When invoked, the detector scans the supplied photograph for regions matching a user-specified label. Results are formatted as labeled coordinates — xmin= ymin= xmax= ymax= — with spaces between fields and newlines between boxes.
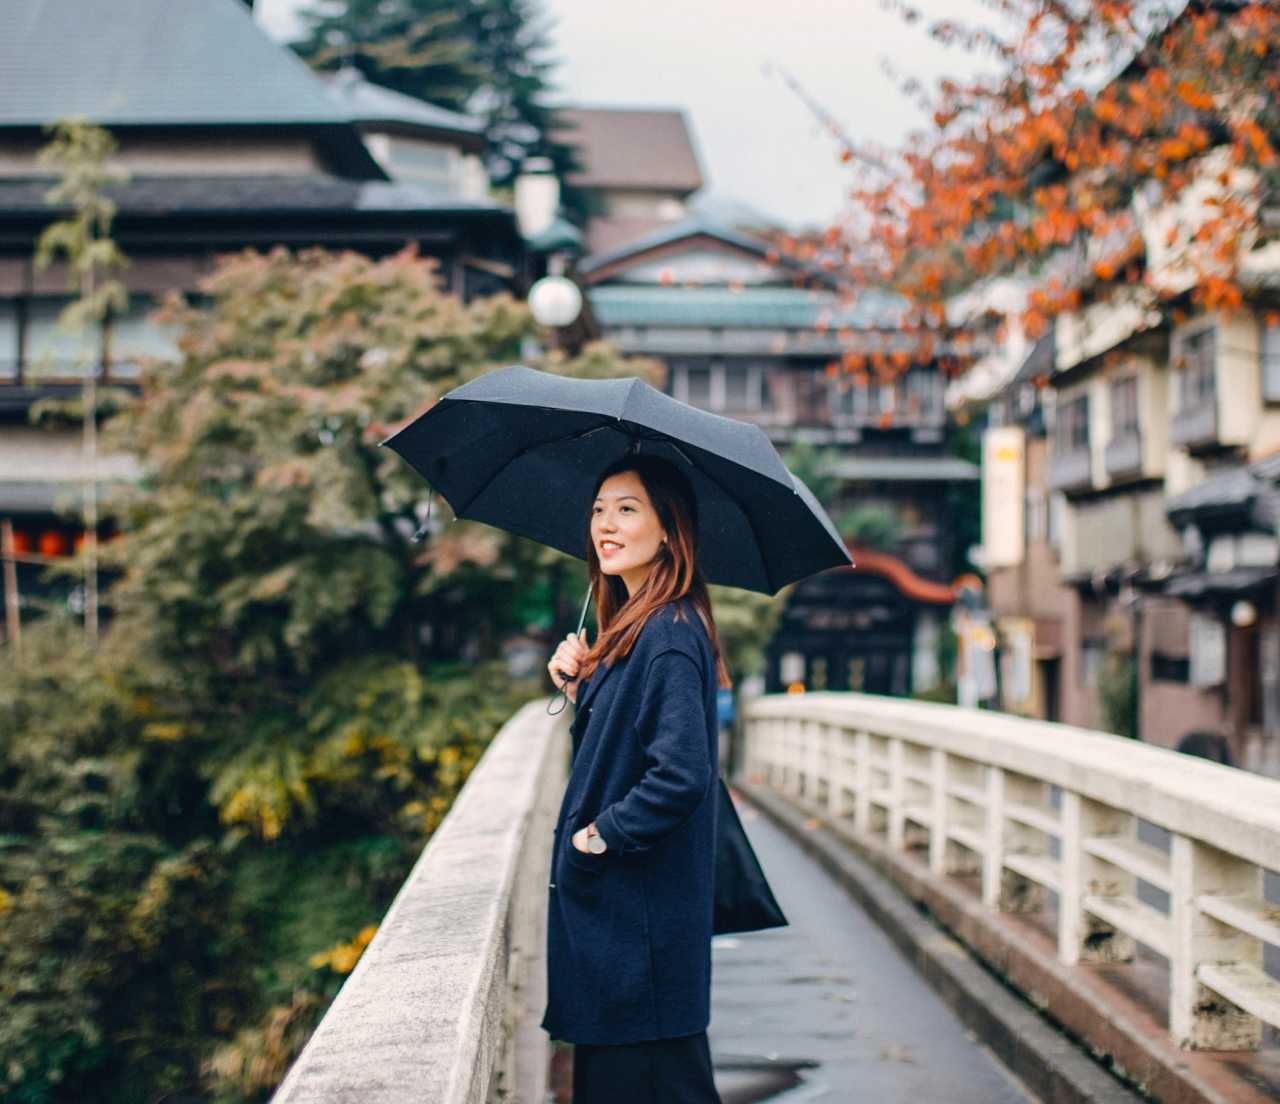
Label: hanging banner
xmin=982 ymin=426 xmax=1025 ymax=568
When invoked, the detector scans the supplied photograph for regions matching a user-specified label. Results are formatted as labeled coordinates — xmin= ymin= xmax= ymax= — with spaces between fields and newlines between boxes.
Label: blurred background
xmin=0 ymin=1 xmax=1276 ymax=1100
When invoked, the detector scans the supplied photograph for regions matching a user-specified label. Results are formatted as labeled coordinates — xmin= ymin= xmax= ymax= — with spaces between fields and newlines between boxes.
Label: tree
xmin=291 ymin=0 xmax=582 ymax=188
xmin=31 ymin=119 xmax=131 ymax=643
xmin=0 ymin=244 xmax=648 ymax=1102
xmin=784 ymin=0 xmax=1279 ymax=373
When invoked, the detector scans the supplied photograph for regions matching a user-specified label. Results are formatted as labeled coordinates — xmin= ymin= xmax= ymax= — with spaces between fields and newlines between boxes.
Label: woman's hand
xmin=571 ymin=823 xmax=601 ymax=853
xmin=548 ymin=629 xmax=589 ymax=703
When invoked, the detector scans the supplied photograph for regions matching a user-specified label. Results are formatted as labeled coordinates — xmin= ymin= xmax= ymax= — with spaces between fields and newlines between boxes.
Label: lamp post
xmin=527 ymin=272 xmax=583 ymax=331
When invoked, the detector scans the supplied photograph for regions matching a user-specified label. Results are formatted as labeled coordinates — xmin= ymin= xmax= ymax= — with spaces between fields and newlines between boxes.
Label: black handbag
xmin=713 ymin=776 xmax=788 ymax=935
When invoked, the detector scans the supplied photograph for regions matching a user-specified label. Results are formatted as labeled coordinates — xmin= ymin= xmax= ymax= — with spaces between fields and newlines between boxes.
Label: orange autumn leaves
xmin=786 ymin=1 xmax=1279 ymax=370
xmin=310 ymin=924 xmax=379 ymax=975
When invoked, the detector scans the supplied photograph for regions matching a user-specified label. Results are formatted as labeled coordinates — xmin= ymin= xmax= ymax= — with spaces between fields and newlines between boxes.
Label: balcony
xmin=1170 ymin=397 xmax=1219 ymax=452
xmin=1103 ymin=430 xmax=1143 ymax=481
xmin=1048 ymin=447 xmax=1092 ymax=493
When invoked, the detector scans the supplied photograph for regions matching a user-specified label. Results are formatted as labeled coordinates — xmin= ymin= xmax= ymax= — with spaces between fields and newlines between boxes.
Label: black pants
xmin=572 ymin=1029 xmax=721 ymax=1104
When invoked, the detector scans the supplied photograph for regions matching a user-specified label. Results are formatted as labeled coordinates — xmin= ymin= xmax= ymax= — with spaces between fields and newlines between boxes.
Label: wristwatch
xmin=586 ymin=822 xmax=607 ymax=854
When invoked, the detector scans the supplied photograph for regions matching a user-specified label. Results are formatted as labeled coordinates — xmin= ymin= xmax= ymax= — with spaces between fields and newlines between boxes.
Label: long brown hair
xmin=578 ymin=455 xmax=731 ymax=689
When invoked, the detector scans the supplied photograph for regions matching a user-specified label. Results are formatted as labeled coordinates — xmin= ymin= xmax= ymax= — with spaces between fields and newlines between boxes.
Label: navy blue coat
xmin=540 ymin=596 xmax=720 ymax=1045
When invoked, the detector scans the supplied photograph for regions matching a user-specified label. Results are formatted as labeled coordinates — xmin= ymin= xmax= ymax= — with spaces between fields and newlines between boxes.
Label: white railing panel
xmin=744 ymin=691 xmax=1280 ymax=1052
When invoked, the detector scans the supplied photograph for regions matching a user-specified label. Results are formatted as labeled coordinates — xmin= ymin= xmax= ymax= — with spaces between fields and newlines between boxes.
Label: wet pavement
xmin=707 ymin=791 xmax=1038 ymax=1103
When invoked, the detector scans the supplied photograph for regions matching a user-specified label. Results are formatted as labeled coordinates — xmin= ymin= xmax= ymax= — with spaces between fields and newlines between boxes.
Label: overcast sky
xmin=256 ymin=0 xmax=989 ymax=231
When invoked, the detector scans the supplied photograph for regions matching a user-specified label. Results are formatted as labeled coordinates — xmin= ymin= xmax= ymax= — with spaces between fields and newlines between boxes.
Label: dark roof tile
xmin=0 ymin=0 xmax=345 ymax=128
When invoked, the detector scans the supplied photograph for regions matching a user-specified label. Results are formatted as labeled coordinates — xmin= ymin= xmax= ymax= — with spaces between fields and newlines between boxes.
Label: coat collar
xmin=576 ymin=653 xmax=623 ymax=714
xmin=575 ymin=599 xmax=691 ymax=715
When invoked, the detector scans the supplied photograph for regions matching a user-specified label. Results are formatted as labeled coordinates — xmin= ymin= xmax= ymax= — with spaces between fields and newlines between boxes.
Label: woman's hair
xmin=578 ymin=454 xmax=731 ymax=689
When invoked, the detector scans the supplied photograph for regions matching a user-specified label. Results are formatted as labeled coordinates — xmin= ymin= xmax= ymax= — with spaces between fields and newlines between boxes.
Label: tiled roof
xmin=0 ymin=0 xmax=346 ymax=128
xmin=1165 ymin=467 xmax=1258 ymax=517
xmin=0 ymin=175 xmax=508 ymax=216
xmin=588 ymin=284 xmax=907 ymax=330
xmin=579 ymin=216 xmax=840 ymax=289
xmin=552 ymin=107 xmax=703 ymax=192
xmin=322 ymin=68 xmax=485 ymax=138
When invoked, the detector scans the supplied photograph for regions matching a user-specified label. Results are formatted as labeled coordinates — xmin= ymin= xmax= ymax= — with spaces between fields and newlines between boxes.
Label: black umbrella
xmin=382 ymin=364 xmax=852 ymax=606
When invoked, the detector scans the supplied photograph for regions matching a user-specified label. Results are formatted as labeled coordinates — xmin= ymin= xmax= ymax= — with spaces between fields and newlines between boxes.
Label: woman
xmin=542 ymin=453 xmax=730 ymax=1104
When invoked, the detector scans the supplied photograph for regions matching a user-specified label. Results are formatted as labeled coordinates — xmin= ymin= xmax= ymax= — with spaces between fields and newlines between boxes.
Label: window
xmin=107 ymin=296 xmax=182 ymax=378
xmin=1047 ymin=491 xmax=1065 ymax=549
xmin=830 ymin=378 xmax=870 ymax=419
xmin=1189 ymin=612 xmax=1226 ymax=687
xmin=25 ymin=297 xmax=101 ymax=379
xmin=684 ymin=362 xmax=711 ymax=407
xmin=1263 ymin=318 xmax=1280 ymax=402
xmin=1110 ymin=376 xmax=1139 ymax=438
xmin=1053 ymin=393 xmax=1089 ymax=455
xmin=1150 ymin=651 xmax=1191 ymax=683
xmin=382 ymin=138 xmax=460 ymax=197
xmin=676 ymin=359 xmax=763 ymax=412
xmin=722 ymin=362 xmax=763 ymax=412
xmin=0 ymin=300 xmax=16 ymax=380
xmin=1080 ymin=638 xmax=1105 ymax=688
xmin=906 ymin=369 xmax=942 ymax=419
xmin=1177 ymin=325 xmax=1216 ymax=410
xmin=1025 ymin=487 xmax=1047 ymax=544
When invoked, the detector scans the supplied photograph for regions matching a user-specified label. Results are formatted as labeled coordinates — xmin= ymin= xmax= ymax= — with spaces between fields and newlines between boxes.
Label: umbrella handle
xmin=547 ymin=584 xmax=592 ymax=715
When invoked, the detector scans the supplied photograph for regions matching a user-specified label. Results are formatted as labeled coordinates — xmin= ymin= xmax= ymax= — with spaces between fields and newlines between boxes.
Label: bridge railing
xmin=743 ymin=692 xmax=1280 ymax=1051
xmin=271 ymin=698 xmax=568 ymax=1104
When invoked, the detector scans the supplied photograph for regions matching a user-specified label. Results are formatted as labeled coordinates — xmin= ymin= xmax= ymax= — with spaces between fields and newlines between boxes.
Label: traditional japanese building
xmin=0 ymin=0 xmax=534 ymax=626
xmin=576 ymin=214 xmax=976 ymax=696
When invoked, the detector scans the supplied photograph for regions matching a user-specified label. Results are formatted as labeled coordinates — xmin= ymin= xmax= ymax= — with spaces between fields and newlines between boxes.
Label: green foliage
xmin=912 ymin=680 xmax=957 ymax=704
xmin=291 ymin=0 xmax=582 ymax=189
xmin=833 ymin=503 xmax=899 ymax=551
xmin=708 ymin=585 xmax=783 ymax=682
xmin=1 ymin=244 xmax=644 ymax=1102
xmin=781 ymin=440 xmax=842 ymax=506
xmin=32 ymin=119 xmax=129 ymax=329
xmin=1098 ymin=649 xmax=1138 ymax=740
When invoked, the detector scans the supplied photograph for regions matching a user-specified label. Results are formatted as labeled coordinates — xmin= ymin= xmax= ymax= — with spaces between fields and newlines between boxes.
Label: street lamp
xmin=1231 ymin=599 xmax=1258 ymax=628
xmin=527 ymin=274 xmax=583 ymax=329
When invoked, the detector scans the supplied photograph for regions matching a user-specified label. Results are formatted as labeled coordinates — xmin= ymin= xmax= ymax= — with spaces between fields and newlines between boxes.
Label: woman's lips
xmin=599 ymin=542 xmax=624 ymax=558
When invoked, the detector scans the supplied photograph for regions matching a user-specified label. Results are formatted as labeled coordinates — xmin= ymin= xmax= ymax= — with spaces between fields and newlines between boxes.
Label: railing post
xmin=788 ymin=717 xmax=804 ymax=798
xmin=887 ymin=738 xmax=906 ymax=850
xmin=981 ymin=765 xmax=1005 ymax=909
xmin=1170 ymin=836 xmax=1264 ymax=1049
xmin=1059 ymin=793 xmax=1135 ymax=965
xmin=807 ymin=719 xmax=823 ymax=804
xmin=829 ymin=725 xmax=851 ymax=818
xmin=929 ymin=748 xmax=949 ymax=876
xmin=854 ymin=729 xmax=873 ymax=834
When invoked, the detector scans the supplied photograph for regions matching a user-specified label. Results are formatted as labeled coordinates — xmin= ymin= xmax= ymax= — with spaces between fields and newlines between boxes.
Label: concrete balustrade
xmin=744 ymin=692 xmax=1280 ymax=1053
xmin=271 ymin=699 xmax=568 ymax=1104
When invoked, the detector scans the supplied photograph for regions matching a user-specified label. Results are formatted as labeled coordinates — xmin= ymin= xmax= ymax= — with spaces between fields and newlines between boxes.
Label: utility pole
xmin=1 ymin=519 xmax=19 ymax=658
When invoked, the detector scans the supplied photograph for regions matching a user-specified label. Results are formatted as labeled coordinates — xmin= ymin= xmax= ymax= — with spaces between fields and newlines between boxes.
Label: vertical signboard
xmin=982 ymin=426 xmax=1026 ymax=567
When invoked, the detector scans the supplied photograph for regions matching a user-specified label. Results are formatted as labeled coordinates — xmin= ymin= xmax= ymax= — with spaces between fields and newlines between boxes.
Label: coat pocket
xmin=562 ymin=812 xmax=605 ymax=874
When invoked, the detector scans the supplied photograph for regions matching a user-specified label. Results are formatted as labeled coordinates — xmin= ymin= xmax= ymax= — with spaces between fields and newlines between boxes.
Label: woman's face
xmin=591 ymin=470 xmax=667 ymax=594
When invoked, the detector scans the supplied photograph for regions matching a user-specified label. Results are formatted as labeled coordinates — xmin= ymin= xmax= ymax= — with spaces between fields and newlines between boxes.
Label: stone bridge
xmin=266 ymin=693 xmax=1280 ymax=1103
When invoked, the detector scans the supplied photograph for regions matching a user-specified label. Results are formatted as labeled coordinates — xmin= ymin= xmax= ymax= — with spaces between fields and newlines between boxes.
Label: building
xmin=981 ymin=332 xmax=1073 ymax=722
xmin=0 ymin=0 xmax=535 ymax=630
xmin=551 ymin=107 xmax=705 ymax=257
xmin=551 ymin=103 xmax=978 ymax=698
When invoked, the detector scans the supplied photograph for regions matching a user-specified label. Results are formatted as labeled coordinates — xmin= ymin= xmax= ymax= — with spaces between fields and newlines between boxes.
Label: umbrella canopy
xmin=382 ymin=364 xmax=852 ymax=596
